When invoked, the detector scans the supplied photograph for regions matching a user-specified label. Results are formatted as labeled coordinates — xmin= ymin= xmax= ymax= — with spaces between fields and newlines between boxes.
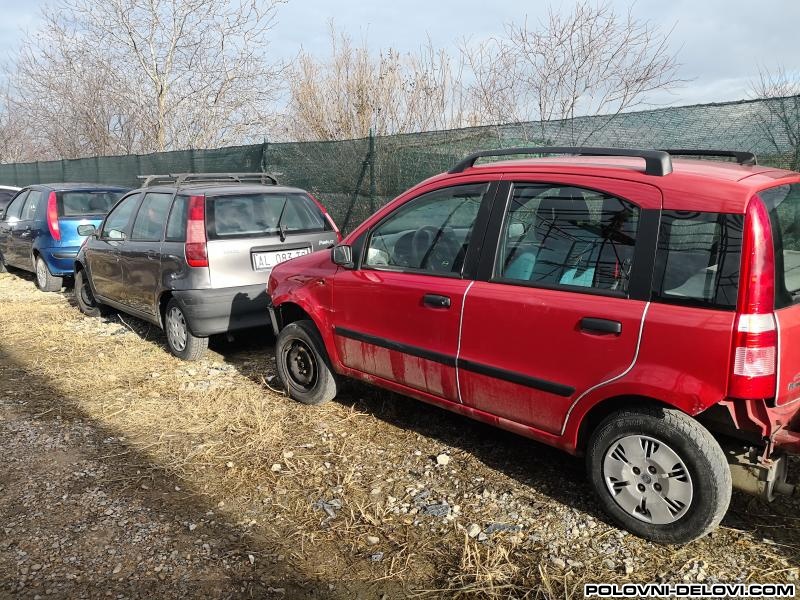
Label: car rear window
xmin=59 ymin=191 xmax=125 ymax=217
xmin=652 ymin=211 xmax=743 ymax=309
xmin=759 ymin=183 xmax=800 ymax=308
xmin=206 ymin=193 xmax=329 ymax=240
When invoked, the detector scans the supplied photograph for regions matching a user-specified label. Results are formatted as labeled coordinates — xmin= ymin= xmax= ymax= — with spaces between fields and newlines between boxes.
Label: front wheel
xmin=586 ymin=406 xmax=731 ymax=544
xmin=164 ymin=298 xmax=208 ymax=361
xmin=275 ymin=320 xmax=338 ymax=405
xmin=35 ymin=256 xmax=63 ymax=292
xmin=74 ymin=268 xmax=109 ymax=317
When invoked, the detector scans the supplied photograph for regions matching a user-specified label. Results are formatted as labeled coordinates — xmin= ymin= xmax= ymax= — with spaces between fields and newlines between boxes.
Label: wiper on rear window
xmin=276 ymin=198 xmax=288 ymax=242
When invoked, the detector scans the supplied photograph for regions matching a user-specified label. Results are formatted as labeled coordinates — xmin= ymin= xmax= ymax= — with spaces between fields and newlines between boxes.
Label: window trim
xmin=3 ymin=190 xmax=29 ymax=221
xmin=20 ymin=189 xmax=43 ymax=221
xmin=479 ymin=181 xmax=650 ymax=299
xmin=359 ymin=181 xmax=498 ymax=279
xmin=164 ymin=194 xmax=188 ymax=243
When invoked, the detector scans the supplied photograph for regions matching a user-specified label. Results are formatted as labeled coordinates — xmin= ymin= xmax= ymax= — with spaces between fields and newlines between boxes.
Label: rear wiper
xmin=276 ymin=198 xmax=288 ymax=242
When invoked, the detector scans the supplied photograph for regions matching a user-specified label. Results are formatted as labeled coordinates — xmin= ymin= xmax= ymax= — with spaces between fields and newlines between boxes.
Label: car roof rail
xmin=660 ymin=149 xmax=757 ymax=166
xmin=137 ymin=172 xmax=278 ymax=188
xmin=449 ymin=147 xmax=673 ymax=177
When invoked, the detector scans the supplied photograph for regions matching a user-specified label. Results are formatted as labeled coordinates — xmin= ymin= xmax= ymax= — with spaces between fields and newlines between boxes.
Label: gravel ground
xmin=0 ymin=269 xmax=799 ymax=599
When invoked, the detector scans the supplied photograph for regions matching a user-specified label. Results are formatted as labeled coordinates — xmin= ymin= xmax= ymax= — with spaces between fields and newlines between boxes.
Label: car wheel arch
xmin=273 ymin=300 xmax=338 ymax=364
xmin=158 ymin=291 xmax=174 ymax=328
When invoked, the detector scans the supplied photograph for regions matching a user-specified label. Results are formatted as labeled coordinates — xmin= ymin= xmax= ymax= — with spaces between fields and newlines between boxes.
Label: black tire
xmin=586 ymin=405 xmax=731 ymax=545
xmin=0 ymin=253 xmax=7 ymax=273
xmin=163 ymin=298 xmax=208 ymax=361
xmin=275 ymin=319 xmax=337 ymax=405
xmin=35 ymin=256 xmax=63 ymax=292
xmin=74 ymin=268 xmax=109 ymax=318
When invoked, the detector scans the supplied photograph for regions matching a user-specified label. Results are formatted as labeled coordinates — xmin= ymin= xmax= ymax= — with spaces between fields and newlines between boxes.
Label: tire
xmin=164 ymin=298 xmax=208 ymax=361
xmin=275 ymin=319 xmax=338 ymax=405
xmin=74 ymin=268 xmax=109 ymax=318
xmin=0 ymin=254 xmax=6 ymax=273
xmin=35 ymin=256 xmax=63 ymax=292
xmin=586 ymin=405 xmax=731 ymax=545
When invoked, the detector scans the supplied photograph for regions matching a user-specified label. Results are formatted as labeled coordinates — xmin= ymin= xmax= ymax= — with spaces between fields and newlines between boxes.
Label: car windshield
xmin=207 ymin=193 xmax=329 ymax=239
xmin=60 ymin=191 xmax=125 ymax=217
xmin=759 ymin=183 xmax=800 ymax=302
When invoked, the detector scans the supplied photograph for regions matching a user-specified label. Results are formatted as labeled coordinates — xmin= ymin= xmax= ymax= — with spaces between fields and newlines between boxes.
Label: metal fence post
xmin=369 ymin=128 xmax=376 ymax=213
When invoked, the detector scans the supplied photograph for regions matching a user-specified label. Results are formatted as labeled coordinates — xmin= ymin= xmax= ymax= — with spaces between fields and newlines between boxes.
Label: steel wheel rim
xmin=166 ymin=306 xmax=188 ymax=352
xmin=36 ymin=259 xmax=48 ymax=288
xmin=284 ymin=339 xmax=318 ymax=390
xmin=602 ymin=434 xmax=694 ymax=525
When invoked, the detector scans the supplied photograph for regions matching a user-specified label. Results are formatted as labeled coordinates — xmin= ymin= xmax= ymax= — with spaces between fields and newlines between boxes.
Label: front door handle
xmin=423 ymin=293 xmax=451 ymax=309
xmin=580 ymin=317 xmax=622 ymax=335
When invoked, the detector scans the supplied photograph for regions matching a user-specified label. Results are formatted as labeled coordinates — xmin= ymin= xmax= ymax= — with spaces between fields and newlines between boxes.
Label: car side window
xmin=101 ymin=193 xmax=141 ymax=240
xmin=4 ymin=191 xmax=28 ymax=220
xmin=131 ymin=192 xmax=173 ymax=242
xmin=21 ymin=190 xmax=43 ymax=221
xmin=496 ymin=184 xmax=640 ymax=293
xmin=364 ymin=183 xmax=489 ymax=276
xmin=165 ymin=195 xmax=188 ymax=242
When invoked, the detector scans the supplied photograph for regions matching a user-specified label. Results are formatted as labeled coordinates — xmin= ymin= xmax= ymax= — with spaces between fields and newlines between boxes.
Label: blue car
xmin=0 ymin=183 xmax=127 ymax=291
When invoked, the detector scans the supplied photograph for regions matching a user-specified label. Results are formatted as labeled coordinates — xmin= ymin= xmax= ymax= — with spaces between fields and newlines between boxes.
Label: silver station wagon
xmin=74 ymin=173 xmax=341 ymax=360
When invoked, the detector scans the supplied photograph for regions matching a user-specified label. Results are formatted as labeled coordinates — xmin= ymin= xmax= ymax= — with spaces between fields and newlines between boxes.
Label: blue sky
xmin=2 ymin=0 xmax=799 ymax=107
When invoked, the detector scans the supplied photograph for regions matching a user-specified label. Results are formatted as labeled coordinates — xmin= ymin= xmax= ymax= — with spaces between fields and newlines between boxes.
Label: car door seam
xmin=455 ymin=280 xmax=476 ymax=404
xmin=559 ymin=300 xmax=651 ymax=436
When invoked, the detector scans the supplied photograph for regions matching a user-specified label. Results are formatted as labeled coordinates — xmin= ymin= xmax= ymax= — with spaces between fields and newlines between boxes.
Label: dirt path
xmin=0 ymin=270 xmax=798 ymax=599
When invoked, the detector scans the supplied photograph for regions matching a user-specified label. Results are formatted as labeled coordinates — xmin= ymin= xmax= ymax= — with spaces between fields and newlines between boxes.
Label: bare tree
xmin=282 ymin=25 xmax=476 ymax=141
xmin=750 ymin=66 xmax=800 ymax=170
xmin=465 ymin=1 xmax=682 ymax=144
xmin=4 ymin=0 xmax=284 ymax=160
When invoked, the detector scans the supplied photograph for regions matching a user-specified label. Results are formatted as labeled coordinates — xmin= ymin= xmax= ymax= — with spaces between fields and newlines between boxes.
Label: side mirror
xmin=107 ymin=229 xmax=126 ymax=241
xmin=331 ymin=244 xmax=353 ymax=268
xmin=77 ymin=224 xmax=96 ymax=237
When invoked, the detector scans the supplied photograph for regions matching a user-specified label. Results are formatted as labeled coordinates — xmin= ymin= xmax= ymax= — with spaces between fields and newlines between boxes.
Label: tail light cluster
xmin=185 ymin=194 xmax=208 ymax=268
xmin=729 ymin=195 xmax=777 ymax=400
xmin=46 ymin=192 xmax=60 ymax=241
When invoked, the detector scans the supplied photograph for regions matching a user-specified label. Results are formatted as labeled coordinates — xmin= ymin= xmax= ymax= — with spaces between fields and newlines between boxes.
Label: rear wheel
xmin=275 ymin=320 xmax=337 ymax=405
xmin=35 ymin=256 xmax=63 ymax=292
xmin=586 ymin=405 xmax=731 ymax=544
xmin=74 ymin=268 xmax=108 ymax=317
xmin=164 ymin=298 xmax=208 ymax=361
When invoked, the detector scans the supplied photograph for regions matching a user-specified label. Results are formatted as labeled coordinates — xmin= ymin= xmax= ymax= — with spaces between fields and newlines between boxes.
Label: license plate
xmin=252 ymin=247 xmax=311 ymax=270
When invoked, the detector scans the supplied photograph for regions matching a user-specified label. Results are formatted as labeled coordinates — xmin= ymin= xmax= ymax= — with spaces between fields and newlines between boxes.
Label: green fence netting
xmin=1 ymin=96 xmax=798 ymax=233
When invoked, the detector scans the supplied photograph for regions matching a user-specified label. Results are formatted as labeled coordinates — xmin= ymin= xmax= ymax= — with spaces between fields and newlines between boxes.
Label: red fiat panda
xmin=267 ymin=147 xmax=800 ymax=544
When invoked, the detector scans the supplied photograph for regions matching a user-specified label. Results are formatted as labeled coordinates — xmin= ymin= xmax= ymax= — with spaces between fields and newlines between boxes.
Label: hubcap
xmin=166 ymin=306 xmax=188 ymax=352
xmin=36 ymin=260 xmax=48 ymax=287
xmin=284 ymin=340 xmax=318 ymax=390
xmin=602 ymin=435 xmax=693 ymax=525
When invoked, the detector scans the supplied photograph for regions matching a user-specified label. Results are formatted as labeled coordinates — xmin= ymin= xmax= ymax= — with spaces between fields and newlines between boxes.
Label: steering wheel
xmin=412 ymin=226 xmax=460 ymax=272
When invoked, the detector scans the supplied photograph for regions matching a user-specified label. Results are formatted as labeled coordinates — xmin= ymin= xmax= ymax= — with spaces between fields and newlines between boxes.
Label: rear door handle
xmin=580 ymin=317 xmax=622 ymax=335
xmin=423 ymin=293 xmax=451 ymax=309
xmin=145 ymin=250 xmax=160 ymax=261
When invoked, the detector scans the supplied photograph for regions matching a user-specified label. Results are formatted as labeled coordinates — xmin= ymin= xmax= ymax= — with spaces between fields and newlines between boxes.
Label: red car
xmin=267 ymin=147 xmax=800 ymax=544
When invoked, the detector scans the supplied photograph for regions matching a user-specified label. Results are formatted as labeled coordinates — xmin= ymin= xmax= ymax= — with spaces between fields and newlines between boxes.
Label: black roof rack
xmin=660 ymin=149 xmax=757 ymax=166
xmin=138 ymin=172 xmax=278 ymax=188
xmin=449 ymin=146 xmax=673 ymax=177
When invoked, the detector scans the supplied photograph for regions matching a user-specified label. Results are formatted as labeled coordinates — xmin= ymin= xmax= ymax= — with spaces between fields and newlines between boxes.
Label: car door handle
xmin=20 ymin=227 xmax=31 ymax=238
xmin=422 ymin=293 xmax=451 ymax=309
xmin=145 ymin=250 xmax=160 ymax=261
xmin=580 ymin=317 xmax=622 ymax=335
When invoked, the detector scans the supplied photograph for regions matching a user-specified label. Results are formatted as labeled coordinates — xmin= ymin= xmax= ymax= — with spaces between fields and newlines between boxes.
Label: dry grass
xmin=1 ymin=271 xmax=799 ymax=598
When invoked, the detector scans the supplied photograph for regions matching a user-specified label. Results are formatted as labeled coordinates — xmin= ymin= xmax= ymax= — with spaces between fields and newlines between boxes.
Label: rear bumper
xmin=171 ymin=284 xmax=270 ymax=337
xmin=40 ymin=247 xmax=80 ymax=276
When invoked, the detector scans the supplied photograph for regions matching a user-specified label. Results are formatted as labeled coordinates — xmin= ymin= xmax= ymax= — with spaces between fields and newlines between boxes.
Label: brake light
xmin=185 ymin=195 xmax=208 ymax=267
xmin=46 ymin=192 xmax=60 ymax=241
xmin=729 ymin=195 xmax=776 ymax=399
xmin=307 ymin=193 xmax=342 ymax=241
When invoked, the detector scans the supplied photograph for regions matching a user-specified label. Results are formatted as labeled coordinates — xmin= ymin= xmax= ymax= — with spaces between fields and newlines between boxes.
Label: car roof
xmin=421 ymin=156 xmax=800 ymax=213
xmin=29 ymin=183 xmax=129 ymax=192
xmin=136 ymin=183 xmax=309 ymax=196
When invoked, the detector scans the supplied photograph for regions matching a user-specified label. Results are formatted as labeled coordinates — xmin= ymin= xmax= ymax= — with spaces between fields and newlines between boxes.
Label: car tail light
xmin=729 ymin=195 xmax=776 ymax=399
xmin=185 ymin=194 xmax=208 ymax=268
xmin=307 ymin=193 xmax=342 ymax=242
xmin=46 ymin=191 xmax=60 ymax=241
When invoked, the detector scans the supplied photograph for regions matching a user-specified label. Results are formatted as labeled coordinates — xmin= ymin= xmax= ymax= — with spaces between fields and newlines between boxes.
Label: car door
xmin=458 ymin=177 xmax=661 ymax=435
xmin=119 ymin=191 xmax=173 ymax=315
xmin=332 ymin=180 xmax=497 ymax=401
xmin=12 ymin=189 xmax=43 ymax=269
xmin=0 ymin=190 xmax=28 ymax=267
xmin=86 ymin=193 xmax=141 ymax=302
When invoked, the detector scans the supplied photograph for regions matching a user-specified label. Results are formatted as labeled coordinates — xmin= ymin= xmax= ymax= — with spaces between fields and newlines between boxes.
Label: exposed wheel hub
xmin=285 ymin=340 xmax=318 ymax=390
